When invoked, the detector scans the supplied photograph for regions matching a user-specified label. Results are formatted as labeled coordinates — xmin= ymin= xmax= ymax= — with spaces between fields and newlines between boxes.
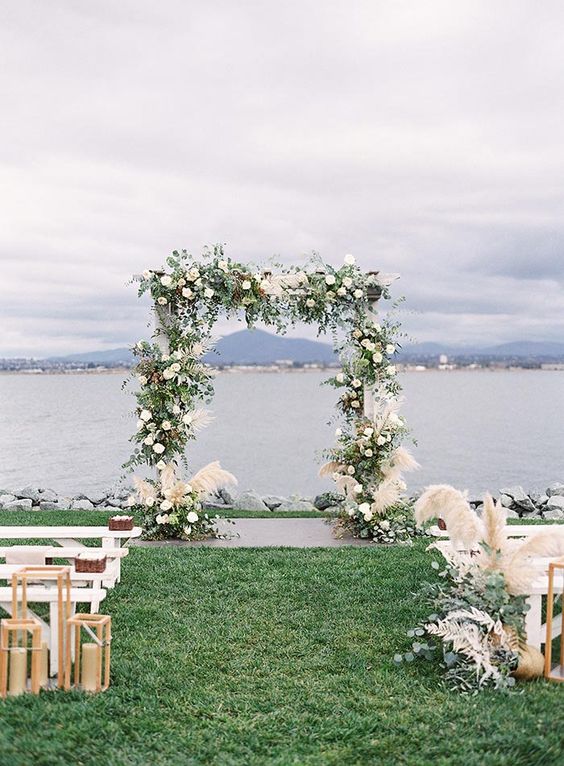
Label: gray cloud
xmin=1 ymin=0 xmax=564 ymax=355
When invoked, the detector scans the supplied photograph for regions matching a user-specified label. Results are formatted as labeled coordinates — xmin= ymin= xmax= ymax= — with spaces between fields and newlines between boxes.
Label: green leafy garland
xmin=128 ymin=245 xmax=411 ymax=522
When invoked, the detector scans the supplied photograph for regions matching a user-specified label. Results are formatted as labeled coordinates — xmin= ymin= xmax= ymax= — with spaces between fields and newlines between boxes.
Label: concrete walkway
xmin=131 ymin=517 xmax=372 ymax=548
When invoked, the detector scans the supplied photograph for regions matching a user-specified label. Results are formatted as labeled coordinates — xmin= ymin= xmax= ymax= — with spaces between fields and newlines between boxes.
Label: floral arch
xmin=128 ymin=245 xmax=418 ymax=539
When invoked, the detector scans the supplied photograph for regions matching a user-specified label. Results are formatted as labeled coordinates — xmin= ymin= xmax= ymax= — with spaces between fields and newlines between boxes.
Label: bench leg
xmin=525 ymin=595 xmax=543 ymax=649
xmin=102 ymin=537 xmax=121 ymax=586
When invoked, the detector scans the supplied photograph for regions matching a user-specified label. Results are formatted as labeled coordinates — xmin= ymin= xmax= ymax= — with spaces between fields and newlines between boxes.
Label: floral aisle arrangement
xmin=127 ymin=245 xmax=413 ymax=524
xmin=130 ymin=462 xmax=237 ymax=540
xmin=395 ymin=485 xmax=564 ymax=693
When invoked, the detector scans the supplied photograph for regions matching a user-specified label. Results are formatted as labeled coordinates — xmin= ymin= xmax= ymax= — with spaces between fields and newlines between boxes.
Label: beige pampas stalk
xmin=414 ymin=484 xmax=482 ymax=549
xmin=189 ymin=461 xmax=238 ymax=496
xmin=370 ymin=481 xmax=402 ymax=515
xmin=334 ymin=475 xmax=361 ymax=499
xmin=477 ymin=494 xmax=507 ymax=569
xmin=159 ymin=464 xmax=177 ymax=494
xmin=133 ymin=476 xmax=155 ymax=504
xmin=318 ymin=461 xmax=346 ymax=478
xmin=501 ymin=532 xmax=564 ymax=595
xmin=390 ymin=447 xmax=420 ymax=473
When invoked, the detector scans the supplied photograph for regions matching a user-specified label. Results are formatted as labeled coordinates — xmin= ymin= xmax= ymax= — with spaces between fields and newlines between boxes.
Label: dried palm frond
xmin=334 ymin=475 xmax=360 ymax=499
xmin=189 ymin=461 xmax=238 ymax=496
xmin=370 ymin=481 xmax=402 ymax=515
xmin=319 ymin=461 xmax=346 ymax=478
xmin=133 ymin=476 xmax=155 ymax=504
xmin=372 ymin=396 xmax=403 ymax=433
xmin=183 ymin=408 xmax=215 ymax=433
xmin=191 ymin=337 xmax=215 ymax=358
xmin=414 ymin=484 xmax=482 ymax=549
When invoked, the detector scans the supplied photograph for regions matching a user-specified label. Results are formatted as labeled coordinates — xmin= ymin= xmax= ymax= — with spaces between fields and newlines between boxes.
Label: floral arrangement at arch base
xmin=394 ymin=485 xmax=564 ymax=693
xmin=129 ymin=461 xmax=237 ymax=540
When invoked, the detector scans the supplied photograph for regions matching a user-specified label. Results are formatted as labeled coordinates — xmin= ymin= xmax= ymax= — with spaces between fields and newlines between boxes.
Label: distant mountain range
xmin=44 ymin=331 xmax=564 ymax=365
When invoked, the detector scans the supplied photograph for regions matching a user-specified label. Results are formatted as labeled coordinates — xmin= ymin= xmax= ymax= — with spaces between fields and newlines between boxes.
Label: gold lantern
xmin=0 ymin=617 xmax=43 ymax=697
xmin=65 ymin=614 xmax=111 ymax=693
xmin=11 ymin=565 xmax=71 ymax=688
xmin=545 ymin=561 xmax=564 ymax=682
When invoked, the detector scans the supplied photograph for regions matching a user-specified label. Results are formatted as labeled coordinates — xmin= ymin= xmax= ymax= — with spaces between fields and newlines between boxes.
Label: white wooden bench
xmin=0 ymin=526 xmax=142 ymax=587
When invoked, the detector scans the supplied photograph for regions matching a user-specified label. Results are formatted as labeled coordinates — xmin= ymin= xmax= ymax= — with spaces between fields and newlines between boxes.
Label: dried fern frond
xmin=189 ymin=461 xmax=238 ymax=496
xmin=319 ymin=461 xmax=346 ymax=478
xmin=414 ymin=484 xmax=482 ymax=549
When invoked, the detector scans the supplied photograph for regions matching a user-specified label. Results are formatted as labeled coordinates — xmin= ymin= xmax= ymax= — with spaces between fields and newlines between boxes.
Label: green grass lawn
xmin=0 ymin=515 xmax=562 ymax=765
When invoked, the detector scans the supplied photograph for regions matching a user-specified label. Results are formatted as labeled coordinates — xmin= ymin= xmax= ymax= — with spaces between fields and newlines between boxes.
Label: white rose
xmin=343 ymin=277 xmax=353 ymax=288
xmin=162 ymin=354 xmax=170 ymax=361
xmin=158 ymin=296 xmax=168 ymax=306
xmin=140 ymin=409 xmax=152 ymax=421
xmin=187 ymin=268 xmax=200 ymax=281
xmin=160 ymin=275 xmax=172 ymax=287
xmin=337 ymin=287 xmax=347 ymax=297
xmin=146 ymin=496 xmax=155 ymax=507
xmin=325 ymin=274 xmax=336 ymax=285
xmin=156 ymin=460 xmax=166 ymax=470
xmin=182 ymin=413 xmax=193 ymax=425
xmin=163 ymin=368 xmax=175 ymax=380
xmin=380 ymin=520 xmax=390 ymax=530
xmin=354 ymin=289 xmax=363 ymax=299
xmin=171 ymin=363 xmax=181 ymax=372
xmin=138 ymin=375 xmax=148 ymax=385
xmin=184 ymin=525 xmax=192 ymax=536
xmin=377 ymin=435 xmax=387 ymax=446
xmin=373 ymin=352 xmax=383 ymax=363
xmin=336 ymin=372 xmax=345 ymax=383
xmin=162 ymin=420 xmax=172 ymax=431
xmin=386 ymin=344 xmax=395 ymax=355
xmin=350 ymin=390 xmax=357 ymax=398
xmin=363 ymin=511 xmax=373 ymax=522
xmin=187 ymin=511 xmax=199 ymax=523
xmin=242 ymin=280 xmax=251 ymax=290
xmin=160 ymin=499 xmax=173 ymax=511
xmin=351 ymin=378 xmax=362 ymax=388
xmin=388 ymin=412 xmax=402 ymax=426
xmin=195 ymin=278 xmax=202 ymax=287
xmin=156 ymin=513 xmax=169 ymax=525
xmin=142 ymin=270 xmax=152 ymax=279
xmin=347 ymin=466 xmax=355 ymax=475
xmin=204 ymin=287 xmax=215 ymax=299
xmin=182 ymin=287 xmax=194 ymax=299
xmin=365 ymin=449 xmax=373 ymax=457
xmin=386 ymin=365 xmax=396 ymax=375
xmin=335 ymin=427 xmax=342 ymax=436
xmin=177 ymin=277 xmax=186 ymax=287
xmin=136 ymin=419 xmax=144 ymax=430
xmin=306 ymin=298 xmax=315 ymax=308
xmin=344 ymin=254 xmax=355 ymax=265
xmin=358 ymin=502 xmax=370 ymax=514
xmin=153 ymin=443 xmax=165 ymax=454
xmin=353 ymin=484 xmax=363 ymax=494
xmin=364 ymin=427 xmax=374 ymax=437
xmin=174 ymin=350 xmax=183 ymax=360
xmin=347 ymin=508 xmax=355 ymax=517
xmin=353 ymin=329 xmax=362 ymax=339
xmin=172 ymin=404 xmax=181 ymax=415
xmin=351 ymin=400 xmax=360 ymax=408
xmin=144 ymin=435 xmax=154 ymax=446
xmin=218 ymin=260 xmax=228 ymax=272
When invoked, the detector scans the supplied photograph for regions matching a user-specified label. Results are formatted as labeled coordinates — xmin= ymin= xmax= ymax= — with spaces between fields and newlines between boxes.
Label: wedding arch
xmin=128 ymin=245 xmax=416 ymax=525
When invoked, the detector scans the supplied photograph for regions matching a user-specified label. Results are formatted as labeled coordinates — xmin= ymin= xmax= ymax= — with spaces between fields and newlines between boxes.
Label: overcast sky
xmin=1 ymin=0 xmax=563 ymax=356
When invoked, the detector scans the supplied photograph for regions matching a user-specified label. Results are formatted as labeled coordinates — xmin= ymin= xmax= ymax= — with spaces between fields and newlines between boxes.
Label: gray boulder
xmin=313 ymin=492 xmax=344 ymax=510
xmin=262 ymin=495 xmax=286 ymax=510
xmin=38 ymin=489 xmax=58 ymax=503
xmin=39 ymin=501 xmax=60 ymax=511
xmin=0 ymin=494 xmax=16 ymax=507
xmin=3 ymin=499 xmax=33 ymax=511
xmin=218 ymin=488 xmax=234 ymax=505
xmin=499 ymin=494 xmax=514 ymax=508
xmin=232 ymin=491 xmax=269 ymax=512
xmin=83 ymin=490 xmax=108 ymax=505
xmin=105 ymin=496 xmax=125 ymax=508
xmin=276 ymin=498 xmax=316 ymax=512
xmin=500 ymin=486 xmax=528 ymax=503
xmin=514 ymin=497 xmax=537 ymax=514
xmin=324 ymin=505 xmax=342 ymax=515
xmin=546 ymin=496 xmax=564 ymax=512
xmin=71 ymin=498 xmax=94 ymax=511
xmin=543 ymin=508 xmax=564 ymax=520
xmin=15 ymin=486 xmax=43 ymax=503
xmin=547 ymin=482 xmax=564 ymax=497
xmin=505 ymin=508 xmax=520 ymax=519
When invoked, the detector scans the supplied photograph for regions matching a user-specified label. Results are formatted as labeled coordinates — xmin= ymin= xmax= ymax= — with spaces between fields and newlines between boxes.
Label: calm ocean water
xmin=0 ymin=370 xmax=563 ymax=498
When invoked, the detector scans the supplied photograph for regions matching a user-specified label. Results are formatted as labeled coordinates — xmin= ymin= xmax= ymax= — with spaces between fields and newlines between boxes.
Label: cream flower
xmin=127 ymin=495 xmax=136 ymax=507
xmin=373 ymin=352 xmax=383 ymax=363
xmin=160 ymin=499 xmax=173 ymax=511
xmin=242 ymin=279 xmax=252 ymax=290
xmin=353 ymin=484 xmax=363 ymax=494
xmin=204 ymin=287 xmax=215 ymax=299
xmin=363 ymin=510 xmax=373 ymax=522
xmin=152 ymin=443 xmax=165 ymax=454
xmin=363 ymin=427 xmax=374 ymax=437
xmin=140 ymin=409 xmax=152 ymax=422
xmin=144 ymin=435 xmax=154 ymax=446
xmin=187 ymin=511 xmax=199 ymax=523
xmin=365 ymin=448 xmax=373 ymax=457
xmin=335 ymin=427 xmax=342 ymax=436
xmin=337 ymin=287 xmax=346 ymax=297
xmin=386 ymin=365 xmax=397 ymax=375
xmin=163 ymin=368 xmax=175 ymax=380
xmin=347 ymin=465 xmax=355 ymax=475
xmin=218 ymin=260 xmax=228 ymax=272
xmin=160 ymin=275 xmax=173 ymax=287
xmin=351 ymin=400 xmax=360 ymax=408
xmin=162 ymin=420 xmax=172 ymax=431
xmin=146 ymin=496 xmax=155 ymax=507
xmin=177 ymin=277 xmax=186 ymax=287
xmin=358 ymin=502 xmax=370 ymax=514
xmin=377 ymin=435 xmax=387 ymax=446
xmin=156 ymin=460 xmax=166 ymax=471
xmin=351 ymin=378 xmax=362 ymax=388
xmin=336 ymin=372 xmax=345 ymax=383
xmin=344 ymin=254 xmax=355 ymax=265
xmin=182 ymin=413 xmax=193 ymax=425
xmin=156 ymin=513 xmax=169 ymax=524
xmin=353 ymin=289 xmax=363 ymax=298
xmin=172 ymin=404 xmax=181 ymax=415
xmin=142 ymin=269 xmax=152 ymax=279
xmin=342 ymin=276 xmax=353 ymax=288
xmin=352 ymin=329 xmax=362 ymax=339
xmin=325 ymin=274 xmax=336 ymax=285
xmin=386 ymin=344 xmax=395 ymax=354
xmin=157 ymin=296 xmax=168 ymax=305
xmin=306 ymin=298 xmax=315 ymax=308
xmin=182 ymin=287 xmax=194 ymax=299
xmin=171 ymin=363 xmax=181 ymax=372
xmin=138 ymin=375 xmax=148 ymax=385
